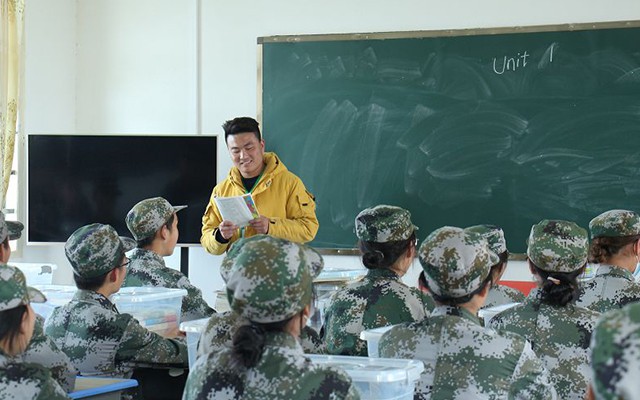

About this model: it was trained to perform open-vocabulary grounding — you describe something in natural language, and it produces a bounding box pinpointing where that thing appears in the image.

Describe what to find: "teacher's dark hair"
[359,232,416,270]
[223,117,262,143]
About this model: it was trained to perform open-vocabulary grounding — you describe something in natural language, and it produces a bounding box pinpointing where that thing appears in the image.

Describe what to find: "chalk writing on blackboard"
[492,43,556,74]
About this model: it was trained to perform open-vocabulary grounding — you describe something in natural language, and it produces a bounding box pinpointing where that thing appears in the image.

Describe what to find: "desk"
[69,377,138,400]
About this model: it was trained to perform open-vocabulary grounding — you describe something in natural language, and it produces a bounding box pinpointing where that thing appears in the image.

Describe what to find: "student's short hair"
[223,117,262,143]
[136,214,175,248]
[73,253,126,291]
[428,269,494,306]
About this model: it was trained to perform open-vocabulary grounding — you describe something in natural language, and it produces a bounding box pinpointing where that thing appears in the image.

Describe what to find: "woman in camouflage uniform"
[183,235,360,400]
[0,265,70,400]
[322,205,434,356]
[576,209,640,313]
[466,225,525,309]
[379,226,556,400]
[489,220,601,400]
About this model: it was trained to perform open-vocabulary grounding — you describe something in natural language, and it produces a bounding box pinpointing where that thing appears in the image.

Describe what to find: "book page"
[214,194,260,227]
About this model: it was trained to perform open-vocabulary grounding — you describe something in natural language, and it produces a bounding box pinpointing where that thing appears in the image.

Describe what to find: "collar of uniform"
[130,248,165,268]
[431,305,481,325]
[595,264,634,281]
[366,268,400,281]
[0,348,13,368]
[228,152,282,190]
[264,330,303,350]
[74,289,119,312]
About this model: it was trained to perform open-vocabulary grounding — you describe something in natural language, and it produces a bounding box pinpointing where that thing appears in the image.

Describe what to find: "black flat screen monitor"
[28,134,217,244]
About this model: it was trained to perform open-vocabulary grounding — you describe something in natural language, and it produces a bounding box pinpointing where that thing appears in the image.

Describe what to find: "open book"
[214,193,260,227]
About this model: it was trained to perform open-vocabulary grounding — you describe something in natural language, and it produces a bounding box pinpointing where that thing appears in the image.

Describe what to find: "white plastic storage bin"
[111,287,187,337]
[478,302,520,325]
[31,285,77,320]
[307,354,424,400]
[12,263,57,285]
[359,326,395,358]
[179,317,209,368]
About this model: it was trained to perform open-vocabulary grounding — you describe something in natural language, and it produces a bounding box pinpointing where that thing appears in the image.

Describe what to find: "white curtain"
[0,0,24,208]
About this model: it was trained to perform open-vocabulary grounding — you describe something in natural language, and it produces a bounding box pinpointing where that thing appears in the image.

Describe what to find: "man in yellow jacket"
[201,117,319,255]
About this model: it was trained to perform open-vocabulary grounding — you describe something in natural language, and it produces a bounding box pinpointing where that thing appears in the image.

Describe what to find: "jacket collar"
[74,289,119,313]
[130,248,165,267]
[595,264,635,281]
[228,152,286,194]
[431,305,481,325]
[366,268,400,281]
[0,348,15,368]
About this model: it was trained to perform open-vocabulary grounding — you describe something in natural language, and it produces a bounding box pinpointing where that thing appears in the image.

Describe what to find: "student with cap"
[379,226,556,400]
[197,235,324,360]
[183,235,360,400]
[587,301,640,400]
[0,212,77,392]
[576,209,640,313]
[466,224,525,309]
[44,223,188,398]
[124,197,215,321]
[0,265,70,400]
[322,205,434,356]
[489,220,600,400]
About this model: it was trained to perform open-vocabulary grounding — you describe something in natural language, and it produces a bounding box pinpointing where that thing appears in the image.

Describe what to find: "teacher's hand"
[218,220,238,240]
[249,215,270,235]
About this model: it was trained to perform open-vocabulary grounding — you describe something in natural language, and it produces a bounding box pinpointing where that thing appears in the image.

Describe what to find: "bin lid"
[307,354,424,383]
[111,287,188,302]
[359,325,394,341]
[314,268,366,283]
[478,302,520,320]
[179,317,210,333]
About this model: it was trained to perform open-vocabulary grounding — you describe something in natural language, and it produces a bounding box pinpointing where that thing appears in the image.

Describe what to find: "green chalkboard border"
[257,20,640,254]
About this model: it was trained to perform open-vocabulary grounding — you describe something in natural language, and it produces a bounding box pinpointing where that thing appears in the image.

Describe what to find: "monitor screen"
[28,134,217,245]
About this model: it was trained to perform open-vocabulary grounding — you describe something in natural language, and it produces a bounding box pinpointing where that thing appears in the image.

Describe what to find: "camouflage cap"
[589,209,640,239]
[355,205,417,243]
[0,211,24,243]
[591,302,640,400]
[225,235,324,323]
[527,220,588,273]
[65,223,136,279]
[465,224,507,255]
[0,265,46,312]
[126,197,187,241]
[419,226,498,298]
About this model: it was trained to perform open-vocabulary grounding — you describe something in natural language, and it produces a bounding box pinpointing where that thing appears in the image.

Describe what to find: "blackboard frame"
[258,20,640,254]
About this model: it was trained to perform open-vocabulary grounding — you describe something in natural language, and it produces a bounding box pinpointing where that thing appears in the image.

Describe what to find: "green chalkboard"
[259,21,640,252]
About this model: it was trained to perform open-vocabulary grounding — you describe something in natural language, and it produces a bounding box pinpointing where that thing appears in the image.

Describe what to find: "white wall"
[18,0,640,306]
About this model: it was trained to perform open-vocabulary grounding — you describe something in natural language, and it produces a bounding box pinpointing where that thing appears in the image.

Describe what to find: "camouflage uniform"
[490,220,599,399]
[590,301,640,400]
[465,225,526,309]
[577,210,640,312]
[379,226,556,400]
[22,315,77,392]
[197,311,324,358]
[323,205,433,356]
[0,214,77,392]
[43,224,188,379]
[123,197,214,321]
[183,235,360,400]
[0,265,70,400]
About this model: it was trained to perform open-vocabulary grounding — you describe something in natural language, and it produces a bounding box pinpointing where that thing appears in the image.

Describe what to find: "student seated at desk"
[123,197,215,321]
[0,265,70,400]
[466,225,525,309]
[0,211,77,392]
[577,209,640,313]
[44,223,188,399]
[489,220,600,400]
[322,205,434,356]
[379,226,556,400]
[184,235,359,400]
[197,235,323,359]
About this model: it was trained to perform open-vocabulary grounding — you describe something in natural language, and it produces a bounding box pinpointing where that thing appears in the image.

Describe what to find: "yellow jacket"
[201,152,319,255]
